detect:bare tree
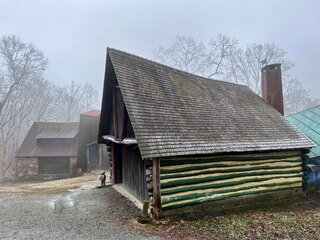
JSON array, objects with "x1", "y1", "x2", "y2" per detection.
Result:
[
  {"x1": 284, "y1": 79, "x2": 320, "y2": 115},
  {"x1": 0, "y1": 35, "x2": 48, "y2": 176},
  {"x1": 225, "y1": 42, "x2": 294, "y2": 95},
  {"x1": 81, "y1": 82, "x2": 99, "y2": 111},
  {"x1": 66, "y1": 81, "x2": 81, "y2": 121},
  {"x1": 205, "y1": 34, "x2": 238, "y2": 78},
  {"x1": 154, "y1": 35, "x2": 207, "y2": 74},
  {"x1": 154, "y1": 35, "x2": 238, "y2": 79},
  {"x1": 53, "y1": 81, "x2": 99, "y2": 122},
  {"x1": 0, "y1": 35, "x2": 47, "y2": 117},
  {"x1": 29, "y1": 80, "x2": 63, "y2": 122}
]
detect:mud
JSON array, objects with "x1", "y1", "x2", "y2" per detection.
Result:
[{"x1": 0, "y1": 183, "x2": 162, "y2": 240}]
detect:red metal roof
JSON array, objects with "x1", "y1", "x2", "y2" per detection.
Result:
[{"x1": 80, "y1": 109, "x2": 100, "y2": 117}]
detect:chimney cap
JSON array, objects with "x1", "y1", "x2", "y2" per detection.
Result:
[{"x1": 262, "y1": 63, "x2": 281, "y2": 72}]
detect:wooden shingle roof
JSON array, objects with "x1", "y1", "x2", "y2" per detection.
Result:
[
  {"x1": 16, "y1": 122, "x2": 79, "y2": 158},
  {"x1": 101, "y1": 48, "x2": 314, "y2": 159}
]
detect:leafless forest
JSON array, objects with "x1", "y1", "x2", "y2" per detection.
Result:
[{"x1": 0, "y1": 35, "x2": 99, "y2": 177}]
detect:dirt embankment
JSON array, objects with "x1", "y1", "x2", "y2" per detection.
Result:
[{"x1": 0, "y1": 173, "x2": 98, "y2": 194}]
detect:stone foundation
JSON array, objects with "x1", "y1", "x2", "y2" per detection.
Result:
[{"x1": 15, "y1": 157, "x2": 38, "y2": 179}]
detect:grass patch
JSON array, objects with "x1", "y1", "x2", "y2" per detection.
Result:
[
  {"x1": 175, "y1": 201, "x2": 320, "y2": 240},
  {"x1": 182, "y1": 215, "x2": 248, "y2": 239},
  {"x1": 278, "y1": 215, "x2": 296, "y2": 228}
]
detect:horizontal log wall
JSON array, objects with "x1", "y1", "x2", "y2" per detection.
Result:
[{"x1": 160, "y1": 151, "x2": 303, "y2": 211}]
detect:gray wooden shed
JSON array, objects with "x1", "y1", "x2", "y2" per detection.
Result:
[{"x1": 98, "y1": 48, "x2": 314, "y2": 219}]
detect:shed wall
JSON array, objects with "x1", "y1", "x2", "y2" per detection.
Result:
[
  {"x1": 160, "y1": 150, "x2": 304, "y2": 211},
  {"x1": 78, "y1": 115, "x2": 100, "y2": 171},
  {"x1": 38, "y1": 157, "x2": 71, "y2": 174}
]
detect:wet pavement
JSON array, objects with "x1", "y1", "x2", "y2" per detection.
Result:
[{"x1": 0, "y1": 182, "x2": 162, "y2": 240}]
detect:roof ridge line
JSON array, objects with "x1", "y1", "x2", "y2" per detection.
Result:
[
  {"x1": 287, "y1": 104, "x2": 320, "y2": 117},
  {"x1": 107, "y1": 47, "x2": 249, "y2": 88}
]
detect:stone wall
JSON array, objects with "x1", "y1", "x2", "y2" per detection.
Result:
[
  {"x1": 15, "y1": 157, "x2": 79, "y2": 180},
  {"x1": 15, "y1": 157, "x2": 38, "y2": 179}
]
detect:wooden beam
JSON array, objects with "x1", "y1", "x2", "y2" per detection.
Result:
[
  {"x1": 111, "y1": 143, "x2": 116, "y2": 185},
  {"x1": 152, "y1": 158, "x2": 162, "y2": 219}
]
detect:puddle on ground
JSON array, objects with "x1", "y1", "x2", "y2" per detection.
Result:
[
  {"x1": 45, "y1": 179, "x2": 109, "y2": 211},
  {"x1": 46, "y1": 181, "x2": 97, "y2": 210},
  {"x1": 46, "y1": 192, "x2": 77, "y2": 210}
]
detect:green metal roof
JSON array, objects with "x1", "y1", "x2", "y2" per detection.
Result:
[{"x1": 286, "y1": 105, "x2": 320, "y2": 160}]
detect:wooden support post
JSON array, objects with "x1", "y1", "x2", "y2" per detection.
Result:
[
  {"x1": 111, "y1": 143, "x2": 116, "y2": 185},
  {"x1": 152, "y1": 158, "x2": 162, "y2": 219}
]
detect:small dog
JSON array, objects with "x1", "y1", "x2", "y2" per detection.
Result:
[{"x1": 99, "y1": 171, "x2": 106, "y2": 186}]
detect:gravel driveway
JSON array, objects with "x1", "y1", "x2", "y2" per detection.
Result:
[{"x1": 0, "y1": 183, "x2": 162, "y2": 240}]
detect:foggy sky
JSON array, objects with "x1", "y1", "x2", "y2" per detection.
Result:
[{"x1": 0, "y1": 0, "x2": 319, "y2": 97}]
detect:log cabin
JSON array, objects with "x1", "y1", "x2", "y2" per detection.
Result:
[{"x1": 98, "y1": 48, "x2": 314, "y2": 219}]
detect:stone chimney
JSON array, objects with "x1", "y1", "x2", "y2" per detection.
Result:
[{"x1": 261, "y1": 64, "x2": 284, "y2": 115}]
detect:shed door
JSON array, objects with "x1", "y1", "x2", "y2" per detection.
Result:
[
  {"x1": 122, "y1": 145, "x2": 147, "y2": 202},
  {"x1": 39, "y1": 157, "x2": 70, "y2": 174},
  {"x1": 88, "y1": 145, "x2": 99, "y2": 166}
]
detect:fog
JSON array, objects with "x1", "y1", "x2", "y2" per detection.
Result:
[{"x1": 0, "y1": 0, "x2": 319, "y2": 96}]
